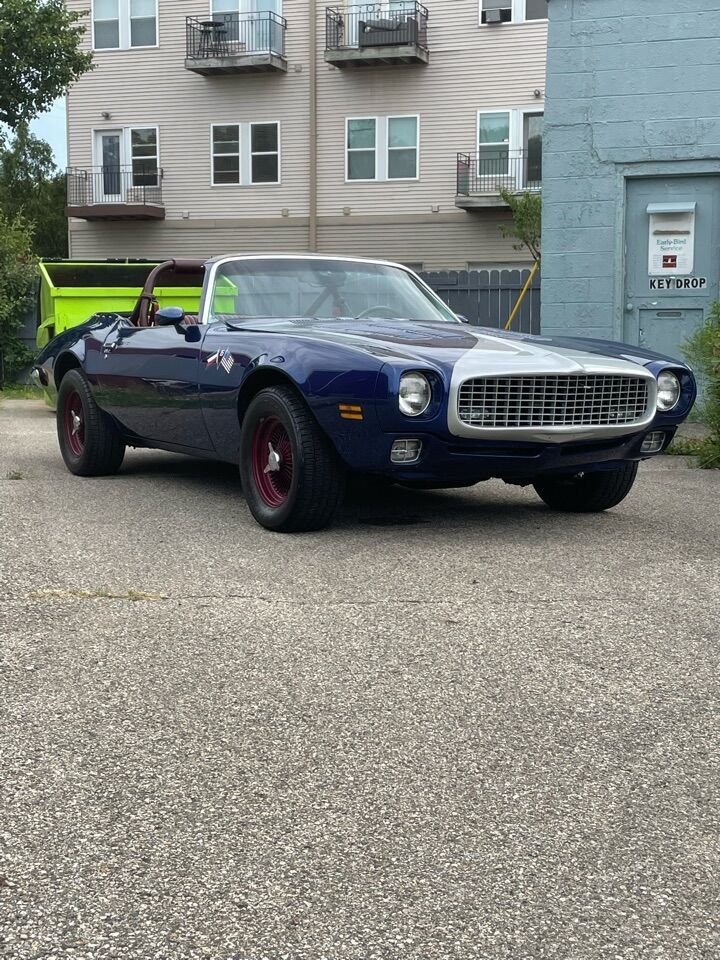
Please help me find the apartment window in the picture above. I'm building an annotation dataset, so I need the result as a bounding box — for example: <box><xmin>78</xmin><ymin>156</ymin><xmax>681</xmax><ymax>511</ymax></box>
<box><xmin>131</xmin><ymin>128</ymin><xmax>158</xmax><ymax>186</ymax></box>
<box><xmin>481</xmin><ymin>0</ymin><xmax>547</xmax><ymax>24</ymax></box>
<box><xmin>211</xmin><ymin>122</ymin><xmax>280</xmax><ymax>185</ymax></box>
<box><xmin>524</xmin><ymin>0</ymin><xmax>548</xmax><ymax>19</ymax></box>
<box><xmin>347</xmin><ymin>119</ymin><xmax>376</xmax><ymax>180</ymax></box>
<box><xmin>388</xmin><ymin>117</ymin><xmax>418</xmax><ymax>179</ymax></box>
<box><xmin>346</xmin><ymin>116</ymin><xmax>418</xmax><ymax>182</ymax></box>
<box><xmin>478</xmin><ymin>112</ymin><xmax>510</xmax><ymax>175</ymax></box>
<box><xmin>212</xmin><ymin>125</ymin><xmax>241</xmax><ymax>184</ymax></box>
<box><xmin>250</xmin><ymin>123</ymin><xmax>279</xmax><ymax>184</ymax></box>
<box><xmin>477</xmin><ymin>109</ymin><xmax>543</xmax><ymax>188</ymax></box>
<box><xmin>93</xmin><ymin>0</ymin><xmax>157</xmax><ymax>48</ymax></box>
<box><xmin>93</xmin><ymin>0</ymin><xmax>120</xmax><ymax>48</ymax></box>
<box><xmin>130</xmin><ymin>0</ymin><xmax>157</xmax><ymax>45</ymax></box>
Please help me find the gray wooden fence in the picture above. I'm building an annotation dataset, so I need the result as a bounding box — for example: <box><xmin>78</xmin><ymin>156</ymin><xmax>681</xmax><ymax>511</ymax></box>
<box><xmin>421</xmin><ymin>268</ymin><xmax>541</xmax><ymax>334</ymax></box>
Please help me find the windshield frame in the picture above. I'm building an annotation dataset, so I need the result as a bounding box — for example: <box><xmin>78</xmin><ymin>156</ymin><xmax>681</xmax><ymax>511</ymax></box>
<box><xmin>198</xmin><ymin>254</ymin><xmax>462</xmax><ymax>326</ymax></box>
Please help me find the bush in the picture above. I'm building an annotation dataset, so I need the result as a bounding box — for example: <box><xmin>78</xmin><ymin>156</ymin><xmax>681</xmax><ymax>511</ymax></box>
<box><xmin>0</xmin><ymin>212</ymin><xmax>36</xmax><ymax>379</ymax></box>
<box><xmin>682</xmin><ymin>303</ymin><xmax>720</xmax><ymax>468</ymax></box>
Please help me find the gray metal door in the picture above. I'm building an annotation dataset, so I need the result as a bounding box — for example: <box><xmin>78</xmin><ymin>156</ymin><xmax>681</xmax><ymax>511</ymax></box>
<box><xmin>624</xmin><ymin>175</ymin><xmax>720</xmax><ymax>361</ymax></box>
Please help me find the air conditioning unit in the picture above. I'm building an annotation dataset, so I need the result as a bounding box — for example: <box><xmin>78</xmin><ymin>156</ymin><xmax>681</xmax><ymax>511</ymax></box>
<box><xmin>485</xmin><ymin>9</ymin><xmax>503</xmax><ymax>23</ymax></box>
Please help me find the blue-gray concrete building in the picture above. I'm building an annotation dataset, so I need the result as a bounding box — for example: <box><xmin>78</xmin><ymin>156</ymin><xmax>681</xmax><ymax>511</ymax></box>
<box><xmin>541</xmin><ymin>0</ymin><xmax>720</xmax><ymax>360</ymax></box>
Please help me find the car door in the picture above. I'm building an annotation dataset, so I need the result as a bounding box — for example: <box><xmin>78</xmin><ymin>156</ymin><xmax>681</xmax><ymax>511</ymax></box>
<box><xmin>89</xmin><ymin>321</ymin><xmax>214</xmax><ymax>450</ymax></box>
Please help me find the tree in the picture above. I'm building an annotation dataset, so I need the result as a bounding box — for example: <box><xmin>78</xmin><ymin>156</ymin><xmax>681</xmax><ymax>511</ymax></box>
<box><xmin>0</xmin><ymin>212</ymin><xmax>36</xmax><ymax>378</ymax></box>
<box><xmin>499</xmin><ymin>189</ymin><xmax>542</xmax><ymax>263</ymax></box>
<box><xmin>0</xmin><ymin>125</ymin><xmax>68</xmax><ymax>257</ymax></box>
<box><xmin>0</xmin><ymin>0</ymin><xmax>92</xmax><ymax>136</ymax></box>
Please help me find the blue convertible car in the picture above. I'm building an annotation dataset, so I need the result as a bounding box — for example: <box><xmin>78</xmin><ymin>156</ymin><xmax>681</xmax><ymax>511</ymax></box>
<box><xmin>34</xmin><ymin>254</ymin><xmax>696</xmax><ymax>531</ymax></box>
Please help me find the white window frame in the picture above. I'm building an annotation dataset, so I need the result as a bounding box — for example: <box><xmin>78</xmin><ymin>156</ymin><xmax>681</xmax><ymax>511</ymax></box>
<box><xmin>210</xmin><ymin>122</ymin><xmax>281</xmax><ymax>187</ymax></box>
<box><xmin>249</xmin><ymin>121</ymin><xmax>281</xmax><ymax>185</ymax></box>
<box><xmin>90</xmin><ymin>125</ymin><xmax>160</xmax><ymax>204</ymax></box>
<box><xmin>92</xmin><ymin>125</ymin><xmax>160</xmax><ymax>180</ymax></box>
<box><xmin>476</xmin><ymin>106</ymin><xmax>543</xmax><ymax>190</ymax></box>
<box><xmin>479</xmin><ymin>0</ymin><xmax>547</xmax><ymax>26</ymax></box>
<box><xmin>128</xmin><ymin>126</ymin><xmax>160</xmax><ymax>185</ymax></box>
<box><xmin>477</xmin><ymin>109</ymin><xmax>511</xmax><ymax>176</ymax></box>
<box><xmin>91</xmin><ymin>0</ymin><xmax>159</xmax><ymax>50</ymax></box>
<box><xmin>211</xmin><ymin>123</ymin><xmax>242</xmax><ymax>186</ymax></box>
<box><xmin>345</xmin><ymin>115</ymin><xmax>420</xmax><ymax>183</ymax></box>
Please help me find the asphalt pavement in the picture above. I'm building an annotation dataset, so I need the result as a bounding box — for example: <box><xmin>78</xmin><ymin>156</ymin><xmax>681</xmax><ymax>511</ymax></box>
<box><xmin>1</xmin><ymin>397</ymin><xmax>719</xmax><ymax>959</ymax></box>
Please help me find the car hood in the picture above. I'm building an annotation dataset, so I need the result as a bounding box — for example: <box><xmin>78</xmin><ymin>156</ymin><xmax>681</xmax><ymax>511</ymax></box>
<box><xmin>222</xmin><ymin>317</ymin><xmax>669</xmax><ymax>374</ymax></box>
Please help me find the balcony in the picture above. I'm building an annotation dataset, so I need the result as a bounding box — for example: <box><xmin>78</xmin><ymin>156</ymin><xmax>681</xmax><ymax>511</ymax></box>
<box><xmin>455</xmin><ymin>152</ymin><xmax>542</xmax><ymax>209</ymax></box>
<box><xmin>185</xmin><ymin>13</ymin><xmax>287</xmax><ymax>74</ymax></box>
<box><xmin>65</xmin><ymin>167</ymin><xmax>165</xmax><ymax>220</ymax></box>
<box><xmin>325</xmin><ymin>3</ymin><xmax>429</xmax><ymax>67</ymax></box>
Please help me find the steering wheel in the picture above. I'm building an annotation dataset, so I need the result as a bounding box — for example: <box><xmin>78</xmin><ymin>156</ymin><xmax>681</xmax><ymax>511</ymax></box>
<box><xmin>354</xmin><ymin>305</ymin><xmax>404</xmax><ymax>320</ymax></box>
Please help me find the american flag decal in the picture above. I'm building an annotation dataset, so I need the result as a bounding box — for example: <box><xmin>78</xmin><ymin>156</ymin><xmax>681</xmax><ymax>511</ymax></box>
<box><xmin>206</xmin><ymin>348</ymin><xmax>235</xmax><ymax>374</ymax></box>
<box><xmin>220</xmin><ymin>349</ymin><xmax>234</xmax><ymax>374</ymax></box>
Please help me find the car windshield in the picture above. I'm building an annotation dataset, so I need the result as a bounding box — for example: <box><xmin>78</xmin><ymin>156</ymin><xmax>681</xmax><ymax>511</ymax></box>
<box><xmin>207</xmin><ymin>258</ymin><xmax>459</xmax><ymax>324</ymax></box>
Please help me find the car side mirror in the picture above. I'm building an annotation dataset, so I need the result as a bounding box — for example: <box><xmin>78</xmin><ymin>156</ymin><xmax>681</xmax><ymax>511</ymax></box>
<box><xmin>184</xmin><ymin>325</ymin><xmax>202</xmax><ymax>343</ymax></box>
<box><xmin>457</xmin><ymin>314</ymin><xmax>471</xmax><ymax>324</ymax></box>
<box><xmin>155</xmin><ymin>306</ymin><xmax>185</xmax><ymax>326</ymax></box>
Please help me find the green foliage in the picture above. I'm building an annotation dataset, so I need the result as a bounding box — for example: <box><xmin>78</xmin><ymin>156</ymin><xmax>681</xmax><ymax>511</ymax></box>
<box><xmin>682</xmin><ymin>303</ymin><xmax>720</xmax><ymax>469</ymax></box>
<box><xmin>0</xmin><ymin>0</ymin><xmax>93</xmax><ymax>135</ymax></box>
<box><xmin>0</xmin><ymin>212</ymin><xmax>36</xmax><ymax>377</ymax></box>
<box><xmin>499</xmin><ymin>189</ymin><xmax>542</xmax><ymax>262</ymax></box>
<box><xmin>0</xmin><ymin>125</ymin><xmax>68</xmax><ymax>257</ymax></box>
<box><xmin>0</xmin><ymin>382</ymin><xmax>43</xmax><ymax>400</ymax></box>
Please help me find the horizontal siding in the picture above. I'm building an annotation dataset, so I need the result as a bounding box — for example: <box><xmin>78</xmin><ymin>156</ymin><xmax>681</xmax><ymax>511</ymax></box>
<box><xmin>69</xmin><ymin>210</ymin><xmax>528</xmax><ymax>269</ymax></box>
<box><xmin>66</xmin><ymin>0</ymin><xmax>312</xmax><ymax>218</ymax></box>
<box><xmin>67</xmin><ymin>0</ymin><xmax>546</xmax><ymax>226</ymax></box>
<box><xmin>316</xmin><ymin>214</ymin><xmax>526</xmax><ymax>268</ymax></box>
<box><xmin>316</xmin><ymin>6</ymin><xmax>548</xmax><ymax>217</ymax></box>
<box><xmin>68</xmin><ymin>220</ymin><xmax>310</xmax><ymax>258</ymax></box>
<box><xmin>68</xmin><ymin>0</ymin><xmax>547</xmax><ymax>269</ymax></box>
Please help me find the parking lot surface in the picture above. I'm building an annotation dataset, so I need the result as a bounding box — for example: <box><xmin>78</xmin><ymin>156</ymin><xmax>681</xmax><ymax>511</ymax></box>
<box><xmin>1</xmin><ymin>398</ymin><xmax>719</xmax><ymax>959</ymax></box>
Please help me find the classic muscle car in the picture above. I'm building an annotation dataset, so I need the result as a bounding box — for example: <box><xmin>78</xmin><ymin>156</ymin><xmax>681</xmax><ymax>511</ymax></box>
<box><xmin>33</xmin><ymin>254</ymin><xmax>697</xmax><ymax>532</ymax></box>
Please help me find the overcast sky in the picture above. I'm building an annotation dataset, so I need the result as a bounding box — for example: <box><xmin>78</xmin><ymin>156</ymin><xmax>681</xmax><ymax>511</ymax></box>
<box><xmin>30</xmin><ymin>98</ymin><xmax>67</xmax><ymax>168</ymax></box>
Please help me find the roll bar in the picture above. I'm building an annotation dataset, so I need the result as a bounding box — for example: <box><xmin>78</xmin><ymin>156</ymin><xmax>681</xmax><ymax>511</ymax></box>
<box><xmin>130</xmin><ymin>258</ymin><xmax>206</xmax><ymax>326</ymax></box>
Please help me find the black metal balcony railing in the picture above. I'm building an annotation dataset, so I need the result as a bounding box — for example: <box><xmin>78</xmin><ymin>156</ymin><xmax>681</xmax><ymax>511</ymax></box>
<box><xmin>66</xmin><ymin>166</ymin><xmax>163</xmax><ymax>206</ymax></box>
<box><xmin>186</xmin><ymin>12</ymin><xmax>286</xmax><ymax>60</ymax></box>
<box><xmin>456</xmin><ymin>152</ymin><xmax>542</xmax><ymax>195</ymax></box>
<box><xmin>326</xmin><ymin>2</ymin><xmax>428</xmax><ymax>51</ymax></box>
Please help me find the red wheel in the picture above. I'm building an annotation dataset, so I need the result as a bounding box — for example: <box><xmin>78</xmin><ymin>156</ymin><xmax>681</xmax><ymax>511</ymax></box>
<box><xmin>63</xmin><ymin>389</ymin><xmax>85</xmax><ymax>457</ymax></box>
<box><xmin>251</xmin><ymin>416</ymin><xmax>294</xmax><ymax>507</ymax></box>
<box><xmin>240</xmin><ymin>386</ymin><xmax>345</xmax><ymax>532</ymax></box>
<box><xmin>56</xmin><ymin>369</ymin><xmax>125</xmax><ymax>476</ymax></box>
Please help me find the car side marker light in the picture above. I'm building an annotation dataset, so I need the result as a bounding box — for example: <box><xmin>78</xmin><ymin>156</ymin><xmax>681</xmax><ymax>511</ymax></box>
<box><xmin>339</xmin><ymin>404</ymin><xmax>363</xmax><ymax>420</ymax></box>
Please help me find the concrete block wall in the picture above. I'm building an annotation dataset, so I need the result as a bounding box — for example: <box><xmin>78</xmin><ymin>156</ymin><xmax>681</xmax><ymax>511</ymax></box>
<box><xmin>541</xmin><ymin>0</ymin><xmax>720</xmax><ymax>338</ymax></box>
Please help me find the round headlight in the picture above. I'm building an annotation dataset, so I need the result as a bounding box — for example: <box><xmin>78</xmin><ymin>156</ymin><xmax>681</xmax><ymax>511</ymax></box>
<box><xmin>399</xmin><ymin>372</ymin><xmax>431</xmax><ymax>417</ymax></box>
<box><xmin>657</xmin><ymin>370</ymin><xmax>681</xmax><ymax>412</ymax></box>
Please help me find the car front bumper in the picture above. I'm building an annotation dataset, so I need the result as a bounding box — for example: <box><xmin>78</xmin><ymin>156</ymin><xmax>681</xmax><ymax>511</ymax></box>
<box><xmin>339</xmin><ymin>426</ymin><xmax>678</xmax><ymax>483</ymax></box>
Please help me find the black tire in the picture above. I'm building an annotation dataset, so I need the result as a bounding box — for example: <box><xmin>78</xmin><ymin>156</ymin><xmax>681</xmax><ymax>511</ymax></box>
<box><xmin>533</xmin><ymin>462</ymin><xmax>639</xmax><ymax>513</ymax></box>
<box><xmin>239</xmin><ymin>385</ymin><xmax>345</xmax><ymax>532</ymax></box>
<box><xmin>56</xmin><ymin>369</ymin><xmax>125</xmax><ymax>476</ymax></box>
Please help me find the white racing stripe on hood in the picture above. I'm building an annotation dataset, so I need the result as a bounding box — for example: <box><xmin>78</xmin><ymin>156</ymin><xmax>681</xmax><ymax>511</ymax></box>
<box><xmin>447</xmin><ymin>333</ymin><xmax>657</xmax><ymax>443</ymax></box>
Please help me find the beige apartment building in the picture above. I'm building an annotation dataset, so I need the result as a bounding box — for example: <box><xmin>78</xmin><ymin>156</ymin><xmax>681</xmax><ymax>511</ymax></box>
<box><xmin>65</xmin><ymin>0</ymin><xmax>548</xmax><ymax>270</ymax></box>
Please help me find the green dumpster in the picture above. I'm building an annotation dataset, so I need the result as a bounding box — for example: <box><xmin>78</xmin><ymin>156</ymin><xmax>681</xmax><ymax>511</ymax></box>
<box><xmin>37</xmin><ymin>259</ymin><xmax>204</xmax><ymax>348</ymax></box>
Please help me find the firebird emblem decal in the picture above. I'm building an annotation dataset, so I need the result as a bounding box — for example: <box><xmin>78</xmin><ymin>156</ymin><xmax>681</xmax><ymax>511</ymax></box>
<box><xmin>206</xmin><ymin>348</ymin><xmax>234</xmax><ymax>374</ymax></box>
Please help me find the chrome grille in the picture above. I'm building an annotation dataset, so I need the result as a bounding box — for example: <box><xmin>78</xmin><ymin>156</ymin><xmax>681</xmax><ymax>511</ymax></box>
<box><xmin>457</xmin><ymin>375</ymin><xmax>650</xmax><ymax>428</ymax></box>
